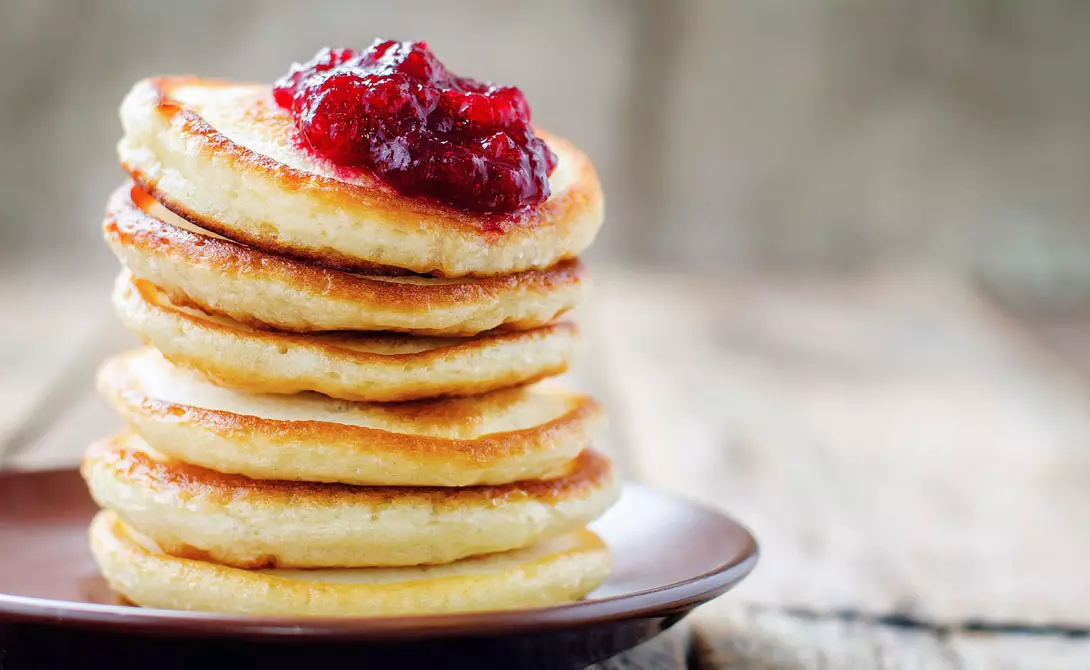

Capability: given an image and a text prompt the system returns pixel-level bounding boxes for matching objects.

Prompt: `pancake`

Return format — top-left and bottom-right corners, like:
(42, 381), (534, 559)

(117, 77), (604, 278)
(98, 348), (604, 486)
(90, 511), (611, 616)
(83, 432), (617, 568)
(113, 272), (580, 402)
(104, 184), (587, 336)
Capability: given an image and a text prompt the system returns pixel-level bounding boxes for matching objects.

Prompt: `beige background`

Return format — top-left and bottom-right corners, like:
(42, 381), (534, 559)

(3, 0), (1090, 307)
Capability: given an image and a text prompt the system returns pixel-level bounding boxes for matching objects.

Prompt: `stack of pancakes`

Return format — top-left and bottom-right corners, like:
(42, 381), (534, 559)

(82, 77), (616, 617)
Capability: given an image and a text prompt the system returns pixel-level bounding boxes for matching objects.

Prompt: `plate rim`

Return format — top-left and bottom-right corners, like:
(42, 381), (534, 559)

(0, 472), (758, 640)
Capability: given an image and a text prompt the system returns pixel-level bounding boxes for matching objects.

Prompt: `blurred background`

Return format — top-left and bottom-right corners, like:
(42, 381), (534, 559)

(3, 0), (1090, 311)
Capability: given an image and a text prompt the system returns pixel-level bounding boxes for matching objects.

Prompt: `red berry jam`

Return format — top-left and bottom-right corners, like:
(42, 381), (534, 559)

(274, 41), (558, 214)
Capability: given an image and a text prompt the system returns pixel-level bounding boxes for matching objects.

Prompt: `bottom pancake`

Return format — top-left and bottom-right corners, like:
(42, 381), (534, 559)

(82, 432), (617, 568)
(90, 511), (611, 616)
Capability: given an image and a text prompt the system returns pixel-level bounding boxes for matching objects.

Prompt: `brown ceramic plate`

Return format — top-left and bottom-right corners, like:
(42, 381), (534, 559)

(0, 469), (756, 670)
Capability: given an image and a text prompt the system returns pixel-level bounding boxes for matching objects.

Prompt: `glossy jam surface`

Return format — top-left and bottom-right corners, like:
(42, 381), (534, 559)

(274, 41), (557, 214)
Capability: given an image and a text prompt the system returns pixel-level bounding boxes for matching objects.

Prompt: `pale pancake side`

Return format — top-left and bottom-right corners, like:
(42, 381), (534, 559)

(104, 184), (587, 336)
(83, 432), (618, 568)
(114, 272), (580, 402)
(90, 511), (611, 616)
(98, 348), (604, 486)
(118, 77), (604, 277)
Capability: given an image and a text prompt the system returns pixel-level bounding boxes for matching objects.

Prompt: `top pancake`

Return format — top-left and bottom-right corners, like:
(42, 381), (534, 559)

(118, 77), (604, 277)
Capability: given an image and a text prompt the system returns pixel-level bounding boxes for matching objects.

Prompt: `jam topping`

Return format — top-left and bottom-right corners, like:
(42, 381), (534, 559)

(274, 41), (558, 214)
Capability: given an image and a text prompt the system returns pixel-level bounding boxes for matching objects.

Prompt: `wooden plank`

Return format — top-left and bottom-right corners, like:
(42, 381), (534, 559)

(4, 313), (144, 469)
(692, 607), (1090, 670)
(1009, 314), (1090, 382)
(0, 267), (135, 468)
(0, 275), (112, 457)
(693, 606), (955, 669)
(564, 301), (629, 477)
(948, 631), (1090, 670)
(591, 625), (690, 670)
(7, 386), (122, 470)
(582, 270), (1090, 627)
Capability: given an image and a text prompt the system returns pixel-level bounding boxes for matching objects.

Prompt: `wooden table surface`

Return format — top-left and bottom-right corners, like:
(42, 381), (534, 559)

(2, 268), (1089, 668)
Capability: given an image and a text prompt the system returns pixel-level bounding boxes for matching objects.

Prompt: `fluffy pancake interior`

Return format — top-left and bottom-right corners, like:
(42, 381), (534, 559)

(134, 187), (230, 239)
(130, 273), (475, 355)
(84, 431), (617, 568)
(92, 510), (613, 615)
(108, 183), (590, 336)
(110, 348), (582, 438)
(261, 531), (597, 584)
(129, 188), (521, 290)
(86, 430), (613, 506)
